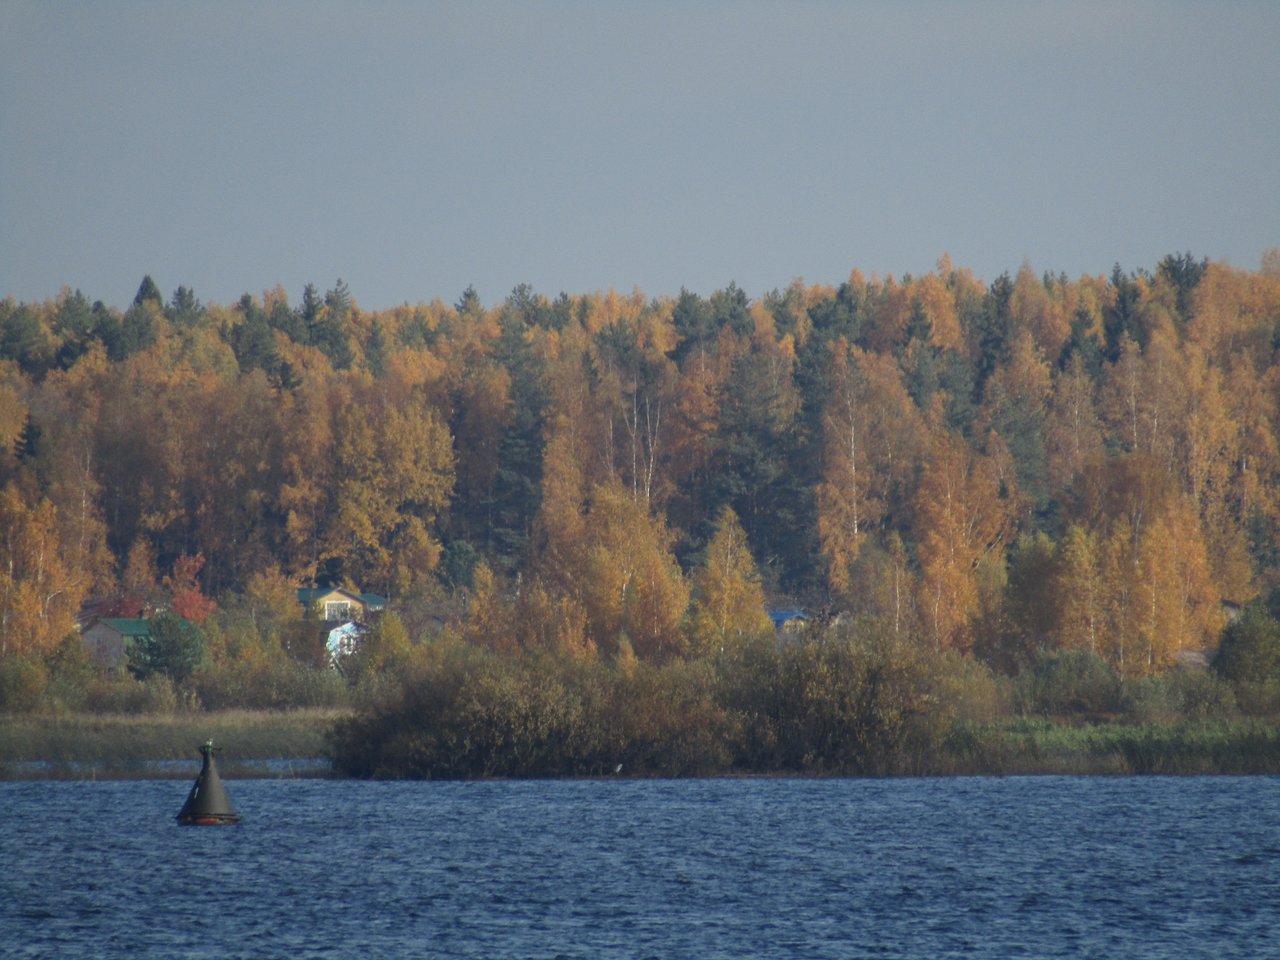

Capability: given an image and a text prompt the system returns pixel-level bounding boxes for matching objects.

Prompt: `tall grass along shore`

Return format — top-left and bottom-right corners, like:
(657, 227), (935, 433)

(0, 709), (339, 779)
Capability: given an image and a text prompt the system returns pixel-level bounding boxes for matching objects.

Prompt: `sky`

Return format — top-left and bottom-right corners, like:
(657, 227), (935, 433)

(2, 1), (1278, 312)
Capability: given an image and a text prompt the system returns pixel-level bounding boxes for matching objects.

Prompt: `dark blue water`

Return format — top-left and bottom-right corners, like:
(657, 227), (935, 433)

(2, 776), (1278, 959)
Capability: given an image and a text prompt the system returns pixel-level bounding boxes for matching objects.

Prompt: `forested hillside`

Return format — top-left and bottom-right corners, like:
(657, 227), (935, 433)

(3, 253), (1280, 683)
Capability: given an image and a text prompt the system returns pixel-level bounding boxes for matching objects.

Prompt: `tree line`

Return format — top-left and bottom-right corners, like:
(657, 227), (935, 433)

(3, 252), (1280, 688)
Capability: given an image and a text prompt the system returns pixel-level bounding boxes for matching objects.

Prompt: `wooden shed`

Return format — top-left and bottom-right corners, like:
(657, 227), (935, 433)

(82, 618), (151, 671)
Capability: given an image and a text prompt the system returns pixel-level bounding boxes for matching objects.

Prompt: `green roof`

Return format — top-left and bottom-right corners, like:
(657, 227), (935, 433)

(298, 586), (359, 600)
(96, 618), (152, 637)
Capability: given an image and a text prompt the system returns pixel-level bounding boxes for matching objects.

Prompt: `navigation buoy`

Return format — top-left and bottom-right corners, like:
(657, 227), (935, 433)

(176, 739), (241, 826)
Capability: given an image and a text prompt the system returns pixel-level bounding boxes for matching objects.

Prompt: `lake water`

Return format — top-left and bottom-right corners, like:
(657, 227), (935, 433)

(2, 776), (1277, 959)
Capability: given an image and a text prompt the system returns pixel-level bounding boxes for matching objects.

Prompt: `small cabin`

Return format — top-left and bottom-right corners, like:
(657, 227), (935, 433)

(297, 587), (386, 623)
(82, 618), (151, 671)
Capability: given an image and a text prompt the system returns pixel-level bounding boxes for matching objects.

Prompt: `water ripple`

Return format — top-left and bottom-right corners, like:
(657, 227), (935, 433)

(1, 776), (1278, 958)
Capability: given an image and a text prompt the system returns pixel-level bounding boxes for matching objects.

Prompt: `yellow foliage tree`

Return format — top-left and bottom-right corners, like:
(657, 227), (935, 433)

(579, 481), (688, 660)
(1044, 353), (1103, 491)
(1055, 524), (1103, 655)
(688, 506), (773, 658)
(1079, 455), (1222, 675)
(914, 431), (1015, 650)
(624, 545), (690, 663)
(1009, 261), (1070, 362)
(0, 486), (86, 659)
(817, 341), (924, 599)
(323, 380), (454, 596)
(511, 581), (594, 660)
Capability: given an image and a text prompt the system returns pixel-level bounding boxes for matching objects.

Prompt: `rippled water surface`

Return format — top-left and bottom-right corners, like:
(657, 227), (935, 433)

(2, 776), (1278, 958)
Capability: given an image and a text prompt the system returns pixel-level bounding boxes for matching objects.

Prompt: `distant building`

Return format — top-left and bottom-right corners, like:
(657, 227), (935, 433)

(82, 618), (151, 671)
(296, 587), (386, 622)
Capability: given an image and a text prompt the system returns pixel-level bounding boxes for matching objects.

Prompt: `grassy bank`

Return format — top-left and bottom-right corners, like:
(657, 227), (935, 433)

(939, 719), (1280, 776)
(0, 709), (342, 779)
(8, 629), (1280, 781)
(3, 709), (1278, 780)
(324, 636), (1280, 779)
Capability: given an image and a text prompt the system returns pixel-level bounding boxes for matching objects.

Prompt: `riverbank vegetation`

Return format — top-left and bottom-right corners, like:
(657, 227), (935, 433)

(6, 625), (1279, 778)
(324, 619), (1280, 779)
(3, 254), (1280, 776)
(0, 708), (338, 778)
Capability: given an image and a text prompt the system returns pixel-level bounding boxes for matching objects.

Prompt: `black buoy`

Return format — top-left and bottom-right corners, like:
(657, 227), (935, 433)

(176, 739), (241, 826)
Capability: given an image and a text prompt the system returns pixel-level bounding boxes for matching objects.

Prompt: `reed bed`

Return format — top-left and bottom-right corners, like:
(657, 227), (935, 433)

(0, 709), (342, 777)
(939, 718), (1280, 776)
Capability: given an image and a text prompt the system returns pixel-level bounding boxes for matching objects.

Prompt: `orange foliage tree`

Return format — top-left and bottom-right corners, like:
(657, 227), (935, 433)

(0, 486), (86, 659)
(914, 430), (1017, 650)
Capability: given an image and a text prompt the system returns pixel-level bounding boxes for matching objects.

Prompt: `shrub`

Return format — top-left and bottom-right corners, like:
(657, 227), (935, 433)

(328, 641), (738, 779)
(84, 674), (179, 715)
(1165, 670), (1237, 720)
(0, 655), (49, 714)
(1122, 676), (1177, 724)
(191, 657), (349, 710)
(1025, 649), (1120, 717)
(931, 648), (1007, 725)
(1214, 606), (1280, 685)
(605, 658), (735, 776)
(1231, 679), (1280, 717)
(1123, 671), (1238, 724)
(41, 634), (96, 712)
(718, 624), (950, 775)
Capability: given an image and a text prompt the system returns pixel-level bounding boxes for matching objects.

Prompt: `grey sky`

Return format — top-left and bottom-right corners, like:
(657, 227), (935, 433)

(3, 1), (1277, 311)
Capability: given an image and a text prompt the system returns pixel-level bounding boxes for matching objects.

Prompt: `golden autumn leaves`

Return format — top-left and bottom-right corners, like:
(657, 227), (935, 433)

(2, 255), (1280, 680)
(468, 488), (768, 664)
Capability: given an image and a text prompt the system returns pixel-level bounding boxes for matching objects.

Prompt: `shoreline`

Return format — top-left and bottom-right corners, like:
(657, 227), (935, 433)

(1, 757), (335, 781)
(0, 709), (341, 781)
(4, 710), (1278, 781)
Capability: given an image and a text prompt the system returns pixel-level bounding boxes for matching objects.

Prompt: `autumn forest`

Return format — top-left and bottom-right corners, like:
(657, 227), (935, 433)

(4, 255), (1280, 768)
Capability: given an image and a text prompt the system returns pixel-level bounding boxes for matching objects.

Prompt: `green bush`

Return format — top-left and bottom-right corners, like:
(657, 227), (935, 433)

(325, 631), (1280, 780)
(1123, 676), (1179, 724)
(1160, 670), (1237, 721)
(329, 641), (739, 779)
(1024, 649), (1121, 717)
(191, 658), (349, 711)
(331, 624), (1002, 780)
(931, 648), (1008, 725)
(1231, 679), (1280, 717)
(0, 655), (49, 714)
(605, 658), (736, 776)
(84, 674), (179, 715)
(1214, 606), (1280, 685)
(41, 634), (96, 713)
(1121, 670), (1239, 727)
(754, 627), (947, 775)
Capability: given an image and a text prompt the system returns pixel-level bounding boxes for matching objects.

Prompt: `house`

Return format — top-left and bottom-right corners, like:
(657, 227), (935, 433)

(82, 618), (151, 671)
(296, 587), (386, 622)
